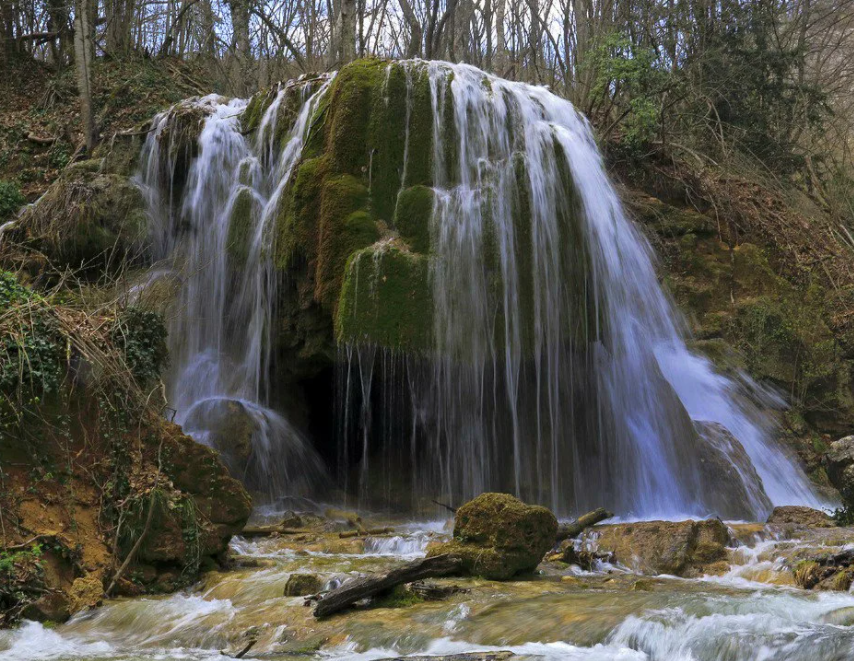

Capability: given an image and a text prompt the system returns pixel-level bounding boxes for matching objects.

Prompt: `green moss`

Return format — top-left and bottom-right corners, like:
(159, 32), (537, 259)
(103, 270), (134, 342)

(372, 584), (425, 609)
(275, 156), (327, 270)
(227, 187), (258, 266)
(315, 175), (377, 308)
(403, 65), (434, 188)
(394, 185), (433, 253)
(325, 58), (391, 176)
(337, 242), (432, 350)
(242, 89), (275, 134)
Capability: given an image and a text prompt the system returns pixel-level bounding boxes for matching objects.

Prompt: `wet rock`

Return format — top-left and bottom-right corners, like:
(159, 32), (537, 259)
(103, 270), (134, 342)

(19, 591), (70, 623)
(427, 493), (558, 580)
(694, 421), (773, 520)
(127, 421), (252, 571)
(182, 399), (255, 482)
(377, 654), (517, 661)
(284, 573), (323, 596)
(582, 519), (730, 577)
(767, 506), (834, 528)
(825, 436), (854, 501)
(794, 549), (854, 591)
(67, 574), (104, 614)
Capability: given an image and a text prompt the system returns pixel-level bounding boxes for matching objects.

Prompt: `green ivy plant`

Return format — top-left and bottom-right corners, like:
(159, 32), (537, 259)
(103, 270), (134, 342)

(0, 181), (25, 220)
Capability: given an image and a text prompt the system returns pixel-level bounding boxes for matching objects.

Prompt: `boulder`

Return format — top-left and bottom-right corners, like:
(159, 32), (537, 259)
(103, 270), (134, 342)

(767, 506), (834, 528)
(825, 436), (854, 501)
(794, 549), (854, 591)
(67, 574), (104, 614)
(693, 421), (772, 520)
(581, 519), (730, 576)
(427, 493), (558, 580)
(284, 573), (323, 597)
(182, 399), (255, 482)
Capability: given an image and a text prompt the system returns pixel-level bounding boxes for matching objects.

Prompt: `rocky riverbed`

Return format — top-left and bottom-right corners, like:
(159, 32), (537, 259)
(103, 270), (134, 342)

(3, 501), (854, 661)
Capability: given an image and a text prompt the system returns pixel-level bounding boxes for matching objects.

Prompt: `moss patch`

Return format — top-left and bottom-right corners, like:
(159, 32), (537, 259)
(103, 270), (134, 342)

(227, 186), (259, 266)
(336, 241), (432, 350)
(394, 185), (433, 253)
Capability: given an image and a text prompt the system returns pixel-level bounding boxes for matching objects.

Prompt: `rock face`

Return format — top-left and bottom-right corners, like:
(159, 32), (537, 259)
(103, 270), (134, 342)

(694, 421), (772, 520)
(825, 436), (854, 501)
(767, 506), (834, 528)
(427, 493), (558, 580)
(126, 421), (253, 569)
(581, 519), (730, 576)
(794, 549), (854, 591)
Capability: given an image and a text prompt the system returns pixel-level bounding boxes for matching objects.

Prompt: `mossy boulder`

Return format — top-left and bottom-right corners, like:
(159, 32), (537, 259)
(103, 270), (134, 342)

(824, 436), (854, 504)
(15, 170), (148, 270)
(337, 240), (432, 350)
(580, 519), (729, 577)
(284, 573), (323, 596)
(766, 506), (834, 528)
(427, 493), (558, 580)
(120, 420), (251, 570)
(394, 185), (433, 253)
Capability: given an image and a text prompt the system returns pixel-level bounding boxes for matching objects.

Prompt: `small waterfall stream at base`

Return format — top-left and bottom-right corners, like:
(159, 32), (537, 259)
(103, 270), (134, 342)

(135, 60), (822, 519)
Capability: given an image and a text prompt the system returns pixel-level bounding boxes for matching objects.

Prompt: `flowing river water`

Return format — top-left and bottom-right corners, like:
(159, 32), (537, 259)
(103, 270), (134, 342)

(3, 509), (854, 660)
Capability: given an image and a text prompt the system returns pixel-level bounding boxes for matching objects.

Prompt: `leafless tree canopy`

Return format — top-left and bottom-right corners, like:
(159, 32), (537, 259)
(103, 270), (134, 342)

(4, 0), (854, 198)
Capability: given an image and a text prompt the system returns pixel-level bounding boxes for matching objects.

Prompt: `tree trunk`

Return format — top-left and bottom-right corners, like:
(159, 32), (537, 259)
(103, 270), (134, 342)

(494, 0), (506, 74)
(74, 0), (96, 151)
(105, 0), (135, 56)
(398, 0), (422, 57)
(227, 0), (252, 94)
(313, 554), (463, 618)
(339, 0), (356, 64)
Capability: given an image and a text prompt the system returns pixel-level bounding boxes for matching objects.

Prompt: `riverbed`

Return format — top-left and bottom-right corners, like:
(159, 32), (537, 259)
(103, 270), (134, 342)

(3, 508), (854, 661)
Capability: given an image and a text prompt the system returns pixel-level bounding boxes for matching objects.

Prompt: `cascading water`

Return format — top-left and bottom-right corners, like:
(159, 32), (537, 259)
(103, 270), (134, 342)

(134, 58), (820, 519)
(339, 61), (824, 519)
(135, 79), (332, 499)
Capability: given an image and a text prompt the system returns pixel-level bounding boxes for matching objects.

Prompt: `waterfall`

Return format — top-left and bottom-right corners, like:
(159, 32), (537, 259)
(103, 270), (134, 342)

(134, 60), (822, 519)
(135, 79), (332, 500)
(341, 61), (823, 519)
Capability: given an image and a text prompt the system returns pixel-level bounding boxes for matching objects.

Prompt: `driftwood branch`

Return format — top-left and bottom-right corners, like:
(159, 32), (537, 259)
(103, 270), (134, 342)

(431, 499), (457, 514)
(27, 133), (58, 145)
(313, 554), (463, 618)
(555, 507), (614, 542)
(239, 525), (311, 537)
(339, 527), (394, 538)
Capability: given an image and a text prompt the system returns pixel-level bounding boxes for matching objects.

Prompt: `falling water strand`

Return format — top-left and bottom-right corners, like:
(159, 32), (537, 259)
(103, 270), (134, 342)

(348, 60), (823, 519)
(135, 79), (333, 500)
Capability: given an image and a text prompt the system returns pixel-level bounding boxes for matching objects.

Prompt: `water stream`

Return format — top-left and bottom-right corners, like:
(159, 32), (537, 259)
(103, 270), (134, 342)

(3, 512), (854, 661)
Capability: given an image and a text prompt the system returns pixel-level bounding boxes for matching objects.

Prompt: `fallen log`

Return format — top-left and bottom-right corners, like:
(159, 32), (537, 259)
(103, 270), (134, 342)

(555, 507), (614, 541)
(338, 527), (394, 538)
(239, 525), (310, 537)
(377, 654), (515, 661)
(313, 553), (463, 618)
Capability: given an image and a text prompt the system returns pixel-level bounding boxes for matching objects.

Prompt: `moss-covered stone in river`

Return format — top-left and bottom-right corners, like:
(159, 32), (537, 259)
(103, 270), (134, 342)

(337, 241), (432, 350)
(394, 185), (433, 253)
